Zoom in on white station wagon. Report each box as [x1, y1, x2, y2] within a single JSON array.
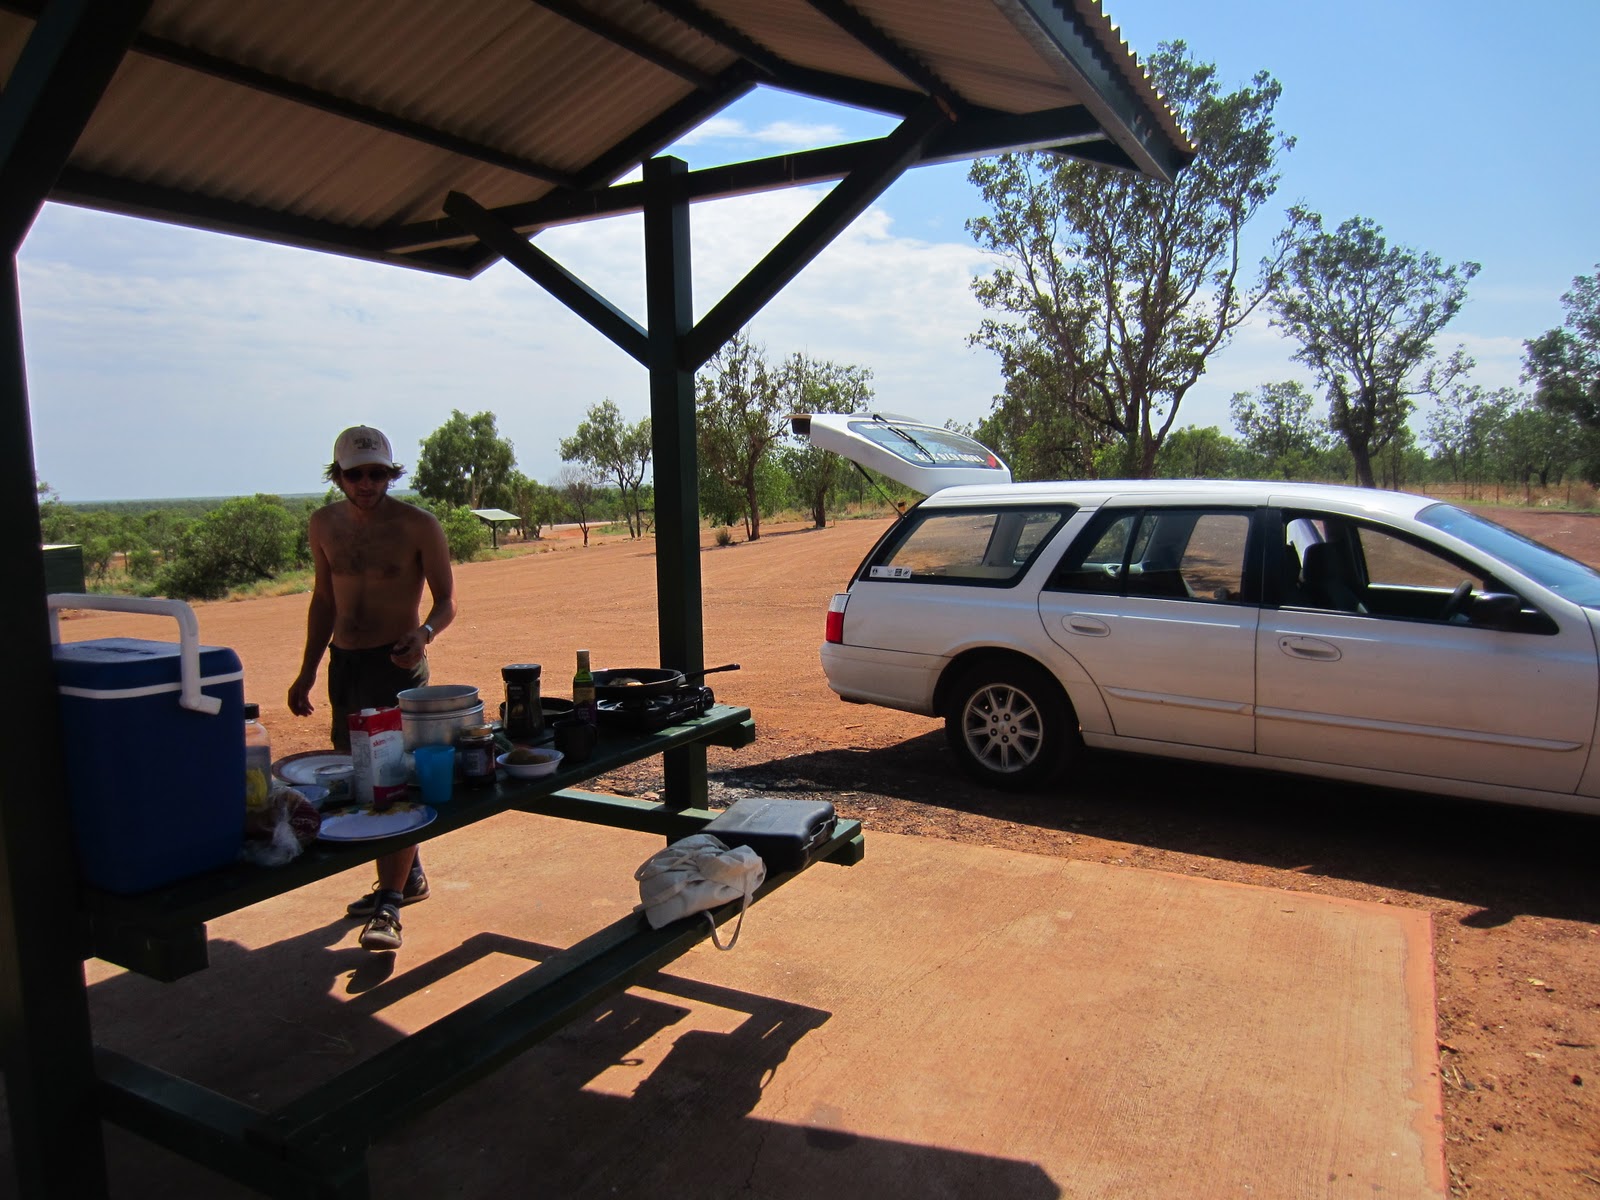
[[795, 412, 1600, 814]]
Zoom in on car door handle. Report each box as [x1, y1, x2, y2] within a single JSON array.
[[1278, 635, 1341, 661], [1063, 615, 1111, 637]]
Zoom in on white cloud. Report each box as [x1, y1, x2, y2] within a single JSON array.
[[21, 192, 1000, 500], [673, 117, 847, 150]]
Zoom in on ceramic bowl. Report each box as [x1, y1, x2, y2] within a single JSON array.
[[496, 749, 563, 779], [290, 783, 331, 810]]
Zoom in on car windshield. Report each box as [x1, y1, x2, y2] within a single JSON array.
[[1417, 503, 1600, 606]]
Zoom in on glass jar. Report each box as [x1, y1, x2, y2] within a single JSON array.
[[455, 723, 497, 789]]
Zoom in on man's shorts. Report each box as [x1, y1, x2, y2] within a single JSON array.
[[327, 643, 429, 751]]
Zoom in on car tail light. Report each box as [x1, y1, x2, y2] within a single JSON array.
[[825, 593, 849, 644]]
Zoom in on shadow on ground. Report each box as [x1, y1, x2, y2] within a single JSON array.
[[0, 916, 1059, 1200], [711, 730, 1600, 928]]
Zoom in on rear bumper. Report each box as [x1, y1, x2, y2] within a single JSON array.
[[819, 642, 942, 715]]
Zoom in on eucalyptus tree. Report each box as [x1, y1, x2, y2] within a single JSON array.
[[1154, 426, 1239, 479], [1425, 384, 1515, 488], [696, 332, 788, 541], [1228, 380, 1330, 479], [556, 465, 601, 547], [502, 469, 561, 540], [966, 41, 1307, 478], [1524, 263, 1600, 430], [777, 354, 873, 528], [414, 409, 516, 509], [559, 399, 651, 538], [1271, 215, 1479, 487]]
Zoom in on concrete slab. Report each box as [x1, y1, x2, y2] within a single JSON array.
[[8, 818, 1444, 1198]]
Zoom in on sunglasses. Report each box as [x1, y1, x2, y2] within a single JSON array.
[[341, 467, 392, 483]]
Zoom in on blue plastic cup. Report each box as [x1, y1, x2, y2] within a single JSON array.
[[413, 744, 456, 805]]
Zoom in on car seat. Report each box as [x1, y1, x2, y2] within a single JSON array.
[[1300, 542, 1366, 613]]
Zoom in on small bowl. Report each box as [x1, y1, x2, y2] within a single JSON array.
[[497, 749, 564, 779], [289, 783, 331, 810]]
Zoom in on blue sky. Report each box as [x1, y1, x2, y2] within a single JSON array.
[[21, 0, 1600, 501]]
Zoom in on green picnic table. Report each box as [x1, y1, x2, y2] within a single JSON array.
[[81, 705, 864, 1199]]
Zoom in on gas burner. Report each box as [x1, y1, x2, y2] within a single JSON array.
[[596, 685, 715, 732]]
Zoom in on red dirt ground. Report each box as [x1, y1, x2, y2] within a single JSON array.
[[57, 506, 1600, 1199]]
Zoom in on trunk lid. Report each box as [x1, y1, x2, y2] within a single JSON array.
[[791, 412, 1011, 494]]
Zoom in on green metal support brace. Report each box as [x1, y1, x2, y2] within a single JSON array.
[[0, 4, 152, 1195]]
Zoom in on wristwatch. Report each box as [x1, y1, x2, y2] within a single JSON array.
[[422, 623, 435, 643]]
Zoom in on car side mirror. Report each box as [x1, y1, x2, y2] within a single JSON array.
[[1468, 591, 1522, 627]]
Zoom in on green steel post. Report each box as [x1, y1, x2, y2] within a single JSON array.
[[0, 3, 153, 1193], [0, 255, 108, 1196], [643, 156, 706, 809]]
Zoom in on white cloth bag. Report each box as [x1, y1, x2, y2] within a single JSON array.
[[634, 833, 767, 950]]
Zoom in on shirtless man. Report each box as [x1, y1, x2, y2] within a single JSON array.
[[288, 425, 455, 952]]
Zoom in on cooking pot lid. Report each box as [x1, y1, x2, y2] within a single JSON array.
[[397, 684, 481, 712]]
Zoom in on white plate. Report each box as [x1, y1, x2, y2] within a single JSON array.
[[317, 803, 436, 843], [274, 751, 353, 786]]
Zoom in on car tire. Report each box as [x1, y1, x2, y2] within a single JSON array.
[[944, 658, 1078, 790]]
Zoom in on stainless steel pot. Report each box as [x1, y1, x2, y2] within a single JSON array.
[[398, 685, 484, 752], [397, 684, 480, 713]]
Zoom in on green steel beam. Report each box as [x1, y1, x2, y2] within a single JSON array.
[[803, 0, 967, 117], [0, 261, 109, 1199], [1000, 0, 1194, 182], [389, 104, 1105, 255], [444, 190, 649, 364], [0, 0, 151, 249], [52, 166, 487, 278], [683, 101, 950, 370], [528, 0, 722, 90], [571, 62, 756, 190], [0, 4, 150, 1192], [642, 155, 708, 810], [0, 0, 580, 187], [644, 0, 925, 116], [94, 1049, 324, 1199]]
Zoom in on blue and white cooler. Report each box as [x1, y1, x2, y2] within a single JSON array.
[[49, 595, 246, 893]]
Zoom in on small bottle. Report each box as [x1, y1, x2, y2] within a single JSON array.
[[572, 649, 597, 727], [244, 703, 272, 813], [455, 724, 497, 789]]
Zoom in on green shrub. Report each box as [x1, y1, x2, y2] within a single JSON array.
[[714, 526, 734, 546], [410, 497, 488, 562], [158, 495, 298, 599]]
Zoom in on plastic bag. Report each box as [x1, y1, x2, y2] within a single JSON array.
[[634, 833, 766, 950], [241, 787, 321, 867]]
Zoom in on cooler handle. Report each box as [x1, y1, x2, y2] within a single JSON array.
[[46, 594, 224, 715]]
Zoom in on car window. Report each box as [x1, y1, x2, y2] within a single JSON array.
[[1358, 526, 1472, 589], [865, 508, 1074, 586], [1047, 508, 1252, 602], [1278, 511, 1528, 625], [1173, 513, 1250, 601], [1418, 502, 1600, 608]]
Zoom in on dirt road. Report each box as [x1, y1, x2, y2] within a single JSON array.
[[58, 507, 1600, 1198]]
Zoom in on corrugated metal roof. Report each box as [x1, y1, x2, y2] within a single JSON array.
[[0, 0, 1191, 274]]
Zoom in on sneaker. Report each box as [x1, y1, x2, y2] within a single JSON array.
[[346, 872, 429, 918], [359, 904, 403, 952]]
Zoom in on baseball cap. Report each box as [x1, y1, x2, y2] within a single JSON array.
[[334, 425, 394, 470]]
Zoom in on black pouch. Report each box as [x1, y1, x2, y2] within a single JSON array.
[[701, 797, 837, 873]]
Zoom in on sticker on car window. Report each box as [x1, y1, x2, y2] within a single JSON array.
[[869, 565, 916, 579]]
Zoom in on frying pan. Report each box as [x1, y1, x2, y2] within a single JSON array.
[[592, 663, 739, 701]]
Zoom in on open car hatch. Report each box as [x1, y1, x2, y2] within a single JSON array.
[[791, 412, 1011, 493]]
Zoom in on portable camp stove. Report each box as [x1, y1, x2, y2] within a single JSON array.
[[596, 685, 715, 732]]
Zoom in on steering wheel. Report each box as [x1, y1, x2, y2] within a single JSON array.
[[1440, 579, 1473, 622]]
